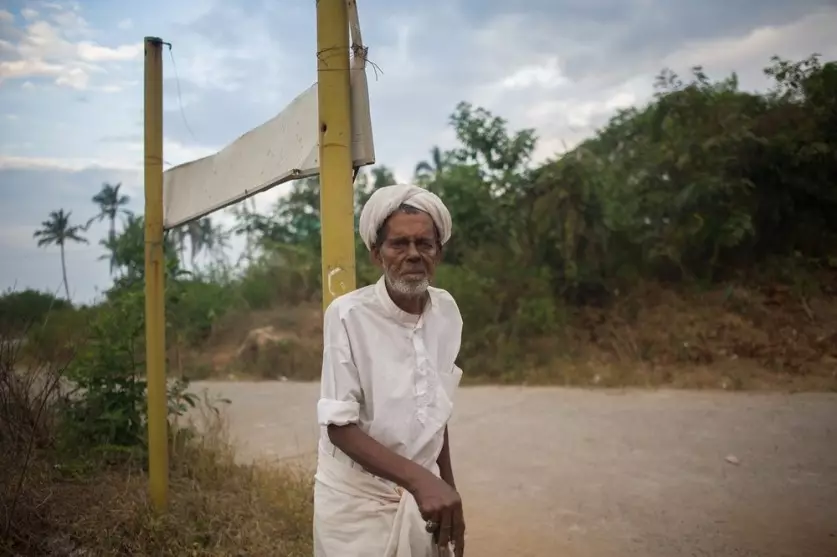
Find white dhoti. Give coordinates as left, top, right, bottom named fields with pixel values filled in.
left=313, top=448, right=441, bottom=557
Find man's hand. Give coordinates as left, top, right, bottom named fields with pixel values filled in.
left=327, top=424, right=465, bottom=554
left=411, top=473, right=465, bottom=556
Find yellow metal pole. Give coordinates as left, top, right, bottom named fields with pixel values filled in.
left=143, top=36, right=168, bottom=512
left=317, top=0, right=356, bottom=310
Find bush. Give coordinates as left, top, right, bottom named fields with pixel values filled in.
left=57, top=289, right=197, bottom=454
left=0, top=288, right=72, bottom=335
left=167, top=277, right=242, bottom=347
left=0, top=290, right=314, bottom=557
left=2, top=390, right=313, bottom=556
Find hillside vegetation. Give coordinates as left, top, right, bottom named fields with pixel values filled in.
left=5, top=53, right=837, bottom=392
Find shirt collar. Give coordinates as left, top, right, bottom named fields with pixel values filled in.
left=374, top=275, right=434, bottom=327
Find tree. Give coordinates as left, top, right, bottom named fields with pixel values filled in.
left=414, top=146, right=447, bottom=183
left=100, top=213, right=181, bottom=291
left=33, top=209, right=88, bottom=301
left=0, top=289, right=71, bottom=333
left=89, top=182, right=132, bottom=240
left=268, top=177, right=322, bottom=249
left=230, top=197, right=261, bottom=264
left=354, top=165, right=397, bottom=210
left=186, top=218, right=215, bottom=266
left=170, top=217, right=221, bottom=269
left=370, top=166, right=396, bottom=188
left=206, top=220, right=231, bottom=262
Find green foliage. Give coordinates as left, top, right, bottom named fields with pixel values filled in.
left=189, top=52, right=835, bottom=378
left=60, top=289, right=197, bottom=454
left=27, top=52, right=837, bottom=384
left=88, top=181, right=132, bottom=240
left=0, top=289, right=71, bottom=334
left=167, top=277, right=240, bottom=346
left=511, top=55, right=837, bottom=296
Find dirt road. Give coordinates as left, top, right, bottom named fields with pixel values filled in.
left=193, top=382, right=837, bottom=557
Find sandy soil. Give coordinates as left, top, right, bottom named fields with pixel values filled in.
left=192, top=381, right=837, bottom=557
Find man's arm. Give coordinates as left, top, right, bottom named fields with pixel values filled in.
left=327, top=424, right=436, bottom=493
left=329, top=423, right=464, bottom=554
left=437, top=426, right=456, bottom=489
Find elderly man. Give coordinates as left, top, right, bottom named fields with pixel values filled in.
left=313, top=184, right=465, bottom=557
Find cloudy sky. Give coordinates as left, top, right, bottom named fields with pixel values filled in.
left=1, top=0, right=836, bottom=304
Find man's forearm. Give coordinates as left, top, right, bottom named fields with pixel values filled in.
left=437, top=426, right=456, bottom=489
left=328, top=424, right=434, bottom=493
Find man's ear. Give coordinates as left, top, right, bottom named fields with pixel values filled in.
left=369, top=247, right=383, bottom=267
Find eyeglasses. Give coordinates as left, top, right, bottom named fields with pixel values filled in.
left=383, top=236, right=438, bottom=255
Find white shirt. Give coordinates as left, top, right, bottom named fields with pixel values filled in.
left=317, top=275, right=464, bottom=473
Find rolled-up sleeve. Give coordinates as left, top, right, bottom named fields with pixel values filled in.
left=317, top=304, right=362, bottom=426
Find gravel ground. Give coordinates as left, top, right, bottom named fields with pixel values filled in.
left=192, top=381, right=837, bottom=557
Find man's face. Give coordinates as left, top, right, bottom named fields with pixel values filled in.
left=373, top=210, right=441, bottom=297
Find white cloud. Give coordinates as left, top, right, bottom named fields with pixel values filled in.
left=500, top=58, right=569, bottom=90
left=0, top=5, right=141, bottom=90
left=77, top=42, right=142, bottom=62
left=163, top=139, right=220, bottom=168
left=116, top=18, right=133, bottom=30
left=460, top=2, right=837, bottom=165
left=97, top=83, right=124, bottom=93
left=0, top=137, right=220, bottom=173
left=55, top=66, right=91, bottom=89
left=663, top=7, right=837, bottom=77
left=21, top=8, right=39, bottom=21
left=0, top=154, right=139, bottom=172
left=0, top=10, right=12, bottom=23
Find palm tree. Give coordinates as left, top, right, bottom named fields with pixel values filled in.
left=171, top=217, right=218, bottom=269
left=230, top=198, right=260, bottom=264
left=414, top=146, right=447, bottom=183
left=354, top=166, right=397, bottom=210
left=33, top=209, right=88, bottom=301
left=371, top=166, right=395, bottom=188
left=207, top=220, right=231, bottom=262
left=187, top=217, right=215, bottom=267
left=170, top=225, right=189, bottom=262
left=89, top=182, right=132, bottom=239
left=100, top=214, right=182, bottom=289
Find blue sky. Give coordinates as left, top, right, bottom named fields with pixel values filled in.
left=2, top=0, right=836, bottom=304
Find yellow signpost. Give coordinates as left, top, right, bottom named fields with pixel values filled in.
left=142, top=1, right=359, bottom=511
left=143, top=35, right=168, bottom=511
left=317, top=0, right=357, bottom=309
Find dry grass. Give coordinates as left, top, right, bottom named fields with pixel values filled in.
left=460, top=279, right=837, bottom=391
left=177, top=305, right=324, bottom=382
left=1, top=399, right=314, bottom=557
left=176, top=280, right=837, bottom=391
left=559, top=280, right=837, bottom=391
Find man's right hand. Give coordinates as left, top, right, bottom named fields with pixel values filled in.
left=327, top=424, right=465, bottom=554
left=410, top=473, right=465, bottom=554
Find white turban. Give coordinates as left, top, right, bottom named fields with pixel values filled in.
left=358, top=184, right=452, bottom=250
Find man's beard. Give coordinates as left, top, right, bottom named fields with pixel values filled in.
left=384, top=265, right=429, bottom=297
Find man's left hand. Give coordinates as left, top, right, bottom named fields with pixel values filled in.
left=451, top=515, right=465, bottom=557
left=434, top=500, right=465, bottom=556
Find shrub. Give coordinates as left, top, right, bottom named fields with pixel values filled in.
left=0, top=288, right=72, bottom=335
left=1, top=290, right=314, bottom=557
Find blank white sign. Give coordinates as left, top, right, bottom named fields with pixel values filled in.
left=162, top=61, right=375, bottom=229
